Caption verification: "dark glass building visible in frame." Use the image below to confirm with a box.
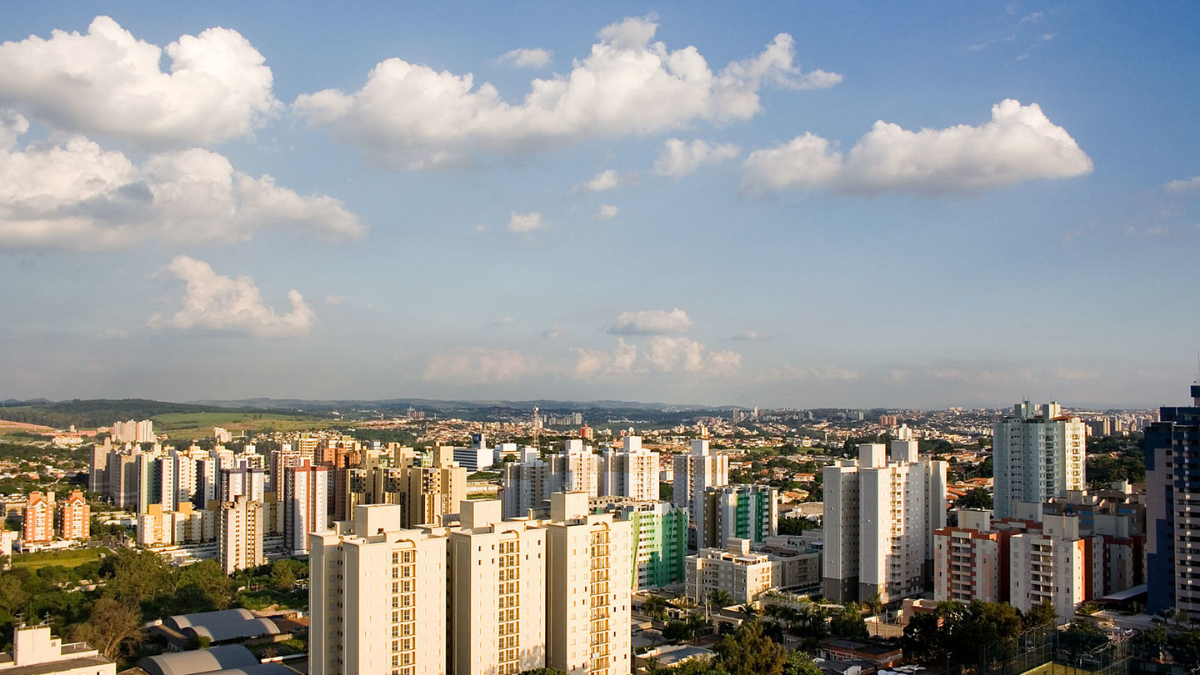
[1146,384,1200,616]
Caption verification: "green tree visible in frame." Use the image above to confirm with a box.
[0,574,30,613]
[830,603,869,639]
[1023,600,1058,629]
[709,589,735,610]
[69,596,143,660]
[958,488,993,510]
[104,548,174,606]
[783,651,822,675]
[270,560,297,591]
[713,620,788,675]
[642,594,670,621]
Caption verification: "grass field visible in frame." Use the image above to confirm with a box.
[152,411,339,440]
[10,546,111,571]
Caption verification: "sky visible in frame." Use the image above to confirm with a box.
[0,1,1197,409]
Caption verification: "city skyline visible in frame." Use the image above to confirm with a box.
[1,2,1197,409]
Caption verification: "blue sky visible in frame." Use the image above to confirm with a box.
[0,1,1197,409]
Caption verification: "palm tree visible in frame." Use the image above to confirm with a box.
[642,594,669,622]
[739,603,759,619]
[709,589,734,611]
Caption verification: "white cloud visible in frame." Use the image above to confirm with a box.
[497,48,553,68]
[654,138,740,178]
[573,336,739,379]
[595,204,620,221]
[1165,176,1200,194]
[0,117,365,249]
[508,211,549,233]
[730,330,775,341]
[576,169,638,193]
[543,325,567,339]
[0,16,278,146]
[98,328,129,340]
[501,316,516,325]
[574,339,638,378]
[294,16,839,168]
[149,256,315,337]
[608,308,693,335]
[1020,12,1045,23]
[423,348,554,384]
[324,295,345,305]
[742,99,1093,197]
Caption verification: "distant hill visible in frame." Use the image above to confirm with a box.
[190,397,730,413]
[0,399,320,430]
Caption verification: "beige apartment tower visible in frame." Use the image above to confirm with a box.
[218,495,264,574]
[310,505,448,675]
[448,500,548,675]
[546,492,632,675]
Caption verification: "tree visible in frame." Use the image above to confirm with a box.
[270,560,297,591]
[0,574,30,613]
[830,603,869,640]
[709,589,734,610]
[104,547,173,606]
[642,595,670,622]
[958,488,993,510]
[783,651,823,675]
[1059,623,1108,660]
[714,620,789,675]
[70,596,143,660]
[1023,600,1059,629]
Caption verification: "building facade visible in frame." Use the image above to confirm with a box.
[218,495,264,574]
[57,490,89,541]
[672,439,729,550]
[993,402,1086,519]
[1146,385,1200,616]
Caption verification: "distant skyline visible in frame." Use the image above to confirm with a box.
[0,2,1197,409]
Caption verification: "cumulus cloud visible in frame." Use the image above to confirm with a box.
[149,256,315,337]
[654,138,740,178]
[497,48,553,68]
[595,204,620,221]
[573,336,739,378]
[0,16,278,146]
[1165,176,1200,194]
[608,308,693,335]
[576,169,638,193]
[0,118,365,249]
[508,211,549,233]
[294,16,839,168]
[574,339,639,378]
[423,348,554,384]
[742,99,1093,196]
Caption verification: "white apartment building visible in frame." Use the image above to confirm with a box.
[218,495,263,574]
[599,436,660,502]
[1010,514,1102,622]
[672,439,730,550]
[546,492,632,675]
[686,538,776,606]
[137,503,215,546]
[993,402,1086,519]
[310,505,448,675]
[448,500,547,675]
[501,449,551,519]
[551,440,600,497]
[822,441,947,603]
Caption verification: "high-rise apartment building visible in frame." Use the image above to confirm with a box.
[610,500,689,590]
[137,503,215,546]
[448,500,548,675]
[933,510,1005,603]
[502,448,552,519]
[822,441,947,603]
[550,440,600,497]
[284,459,330,554]
[310,504,448,675]
[706,484,778,549]
[672,439,729,549]
[545,492,632,675]
[1147,384,1200,616]
[57,490,89,541]
[599,436,659,501]
[993,402,1086,519]
[22,492,53,544]
[1009,514,1102,622]
[220,466,266,503]
[218,495,264,574]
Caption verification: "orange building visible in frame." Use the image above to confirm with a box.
[22,492,53,544]
[58,490,90,540]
